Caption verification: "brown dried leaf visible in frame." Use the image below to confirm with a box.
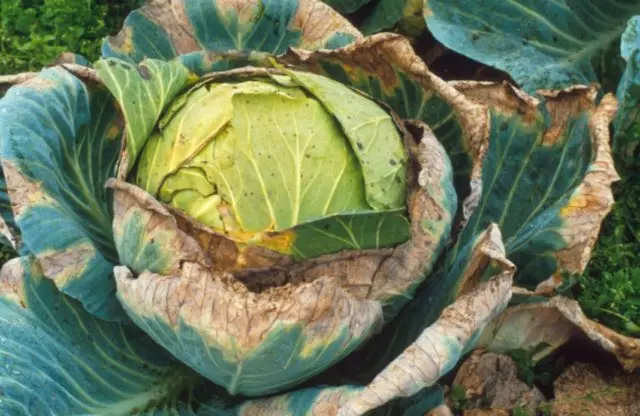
[478,297,640,372]
[337,228,514,415]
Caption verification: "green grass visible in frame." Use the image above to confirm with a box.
[577,157,640,337]
[0,0,142,261]
[0,244,14,264]
[0,0,142,74]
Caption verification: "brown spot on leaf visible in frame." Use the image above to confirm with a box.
[137,65,151,80]
[0,257,28,307]
[291,0,361,50]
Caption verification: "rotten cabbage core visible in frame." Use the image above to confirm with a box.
[134,70,409,248]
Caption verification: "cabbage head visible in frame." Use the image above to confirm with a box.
[0,0,632,414]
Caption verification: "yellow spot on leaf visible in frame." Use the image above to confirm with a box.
[106,124,121,140]
[120,27,134,54]
[299,330,342,359]
[229,229,296,255]
[186,72,200,85]
[560,193,590,217]
[39,242,96,288]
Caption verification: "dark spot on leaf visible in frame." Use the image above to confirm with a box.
[356,141,364,150]
[500,122,509,132]
[471,33,480,42]
[137,65,151,80]
[389,159,397,166]
[108,60,116,67]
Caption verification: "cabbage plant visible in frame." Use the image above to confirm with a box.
[0,0,631,414]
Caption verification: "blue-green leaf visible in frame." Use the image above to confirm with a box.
[322,0,374,14]
[0,67,125,320]
[614,16,640,161]
[360,0,406,35]
[456,87,618,291]
[54,52,91,67]
[0,256,197,415]
[102,0,361,70]
[177,51,268,75]
[424,0,640,93]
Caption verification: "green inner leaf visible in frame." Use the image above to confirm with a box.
[290,208,410,260]
[135,71,409,254]
[287,70,408,210]
[95,58,192,172]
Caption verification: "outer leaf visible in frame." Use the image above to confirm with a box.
[0,76,24,251]
[360,0,406,35]
[338,260,513,415]
[94,58,191,172]
[614,16,640,160]
[102,0,361,68]
[222,383,445,415]
[54,52,91,67]
[332,224,514,383]
[424,0,640,93]
[0,256,196,415]
[177,50,269,75]
[453,85,619,292]
[478,295,640,371]
[0,66,125,320]
[0,73,39,97]
[109,180,384,396]
[283,33,487,204]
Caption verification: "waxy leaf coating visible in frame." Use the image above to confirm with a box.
[0,66,125,321]
[424,0,640,93]
[0,257,195,415]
